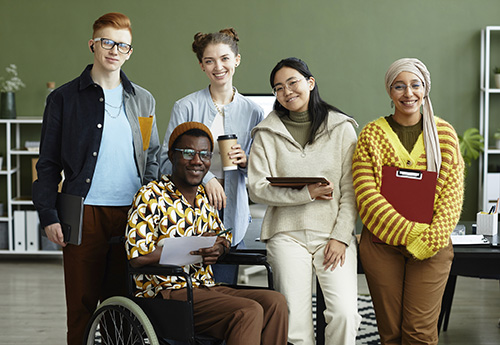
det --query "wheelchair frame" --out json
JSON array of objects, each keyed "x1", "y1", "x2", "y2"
[{"x1": 82, "y1": 251, "x2": 273, "y2": 345}]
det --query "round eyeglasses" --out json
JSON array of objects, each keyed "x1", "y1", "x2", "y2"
[
  {"x1": 93, "y1": 38, "x2": 132, "y2": 54},
  {"x1": 173, "y1": 148, "x2": 213, "y2": 162},
  {"x1": 391, "y1": 81, "x2": 424, "y2": 93},
  {"x1": 272, "y1": 77, "x2": 306, "y2": 96}
]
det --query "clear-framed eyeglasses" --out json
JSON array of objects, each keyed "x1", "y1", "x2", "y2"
[
  {"x1": 173, "y1": 148, "x2": 213, "y2": 162},
  {"x1": 272, "y1": 77, "x2": 306, "y2": 96},
  {"x1": 93, "y1": 38, "x2": 132, "y2": 54},
  {"x1": 390, "y1": 81, "x2": 424, "y2": 93}
]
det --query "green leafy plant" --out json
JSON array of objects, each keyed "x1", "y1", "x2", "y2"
[
  {"x1": 458, "y1": 128, "x2": 484, "y2": 166},
  {"x1": 494, "y1": 128, "x2": 500, "y2": 140}
]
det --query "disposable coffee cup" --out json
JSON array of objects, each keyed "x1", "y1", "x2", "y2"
[{"x1": 218, "y1": 134, "x2": 238, "y2": 171}]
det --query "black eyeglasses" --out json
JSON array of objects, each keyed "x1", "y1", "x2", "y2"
[
  {"x1": 93, "y1": 38, "x2": 132, "y2": 54},
  {"x1": 173, "y1": 148, "x2": 213, "y2": 162}
]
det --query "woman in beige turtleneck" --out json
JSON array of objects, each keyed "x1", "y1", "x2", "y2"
[{"x1": 248, "y1": 57, "x2": 361, "y2": 345}]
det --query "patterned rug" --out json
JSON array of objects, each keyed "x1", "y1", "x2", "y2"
[
  {"x1": 313, "y1": 294, "x2": 380, "y2": 345},
  {"x1": 356, "y1": 295, "x2": 380, "y2": 345}
]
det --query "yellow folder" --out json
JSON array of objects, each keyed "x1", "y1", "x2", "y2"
[{"x1": 138, "y1": 115, "x2": 153, "y2": 151}]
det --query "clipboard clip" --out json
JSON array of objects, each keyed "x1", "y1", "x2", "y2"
[{"x1": 396, "y1": 168, "x2": 423, "y2": 180}]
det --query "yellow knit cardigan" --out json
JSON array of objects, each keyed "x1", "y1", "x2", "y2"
[{"x1": 352, "y1": 117, "x2": 464, "y2": 260}]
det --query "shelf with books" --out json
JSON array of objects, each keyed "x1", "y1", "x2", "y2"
[{"x1": 0, "y1": 117, "x2": 60, "y2": 255}]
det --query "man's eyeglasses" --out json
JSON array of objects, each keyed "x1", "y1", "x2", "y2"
[
  {"x1": 391, "y1": 82, "x2": 424, "y2": 94},
  {"x1": 93, "y1": 38, "x2": 132, "y2": 54},
  {"x1": 174, "y1": 148, "x2": 213, "y2": 162},
  {"x1": 272, "y1": 77, "x2": 306, "y2": 96}
]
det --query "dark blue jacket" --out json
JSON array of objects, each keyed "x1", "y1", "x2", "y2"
[{"x1": 32, "y1": 65, "x2": 159, "y2": 228}]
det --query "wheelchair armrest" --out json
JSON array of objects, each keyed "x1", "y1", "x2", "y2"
[
  {"x1": 218, "y1": 252, "x2": 268, "y2": 265},
  {"x1": 127, "y1": 263, "x2": 195, "y2": 302},
  {"x1": 128, "y1": 263, "x2": 185, "y2": 276},
  {"x1": 218, "y1": 251, "x2": 274, "y2": 289}
]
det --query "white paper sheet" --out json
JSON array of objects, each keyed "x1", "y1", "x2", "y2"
[
  {"x1": 159, "y1": 236, "x2": 217, "y2": 266},
  {"x1": 450, "y1": 235, "x2": 490, "y2": 245}
]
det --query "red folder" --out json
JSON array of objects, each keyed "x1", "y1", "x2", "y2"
[{"x1": 373, "y1": 166, "x2": 437, "y2": 243}]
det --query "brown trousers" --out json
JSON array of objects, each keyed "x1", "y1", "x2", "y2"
[
  {"x1": 63, "y1": 205, "x2": 130, "y2": 345},
  {"x1": 162, "y1": 285, "x2": 289, "y2": 345},
  {"x1": 359, "y1": 227, "x2": 453, "y2": 345}
]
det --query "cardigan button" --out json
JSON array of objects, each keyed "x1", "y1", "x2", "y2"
[
  {"x1": 85, "y1": 178, "x2": 91, "y2": 183},
  {"x1": 406, "y1": 160, "x2": 412, "y2": 166},
  {"x1": 99, "y1": 97, "x2": 104, "y2": 102},
  {"x1": 93, "y1": 152, "x2": 97, "y2": 157},
  {"x1": 97, "y1": 123, "x2": 102, "y2": 129},
  {"x1": 301, "y1": 152, "x2": 306, "y2": 158}
]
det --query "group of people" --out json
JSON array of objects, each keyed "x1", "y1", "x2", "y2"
[{"x1": 32, "y1": 11, "x2": 464, "y2": 345}]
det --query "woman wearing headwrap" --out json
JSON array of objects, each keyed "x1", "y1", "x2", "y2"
[{"x1": 352, "y1": 58, "x2": 464, "y2": 344}]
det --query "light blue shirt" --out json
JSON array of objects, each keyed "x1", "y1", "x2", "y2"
[
  {"x1": 158, "y1": 87, "x2": 265, "y2": 245},
  {"x1": 85, "y1": 84, "x2": 142, "y2": 206}
]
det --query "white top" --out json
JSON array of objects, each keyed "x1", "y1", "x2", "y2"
[{"x1": 210, "y1": 106, "x2": 225, "y2": 178}]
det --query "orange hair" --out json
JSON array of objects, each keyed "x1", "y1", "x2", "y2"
[{"x1": 92, "y1": 12, "x2": 132, "y2": 38}]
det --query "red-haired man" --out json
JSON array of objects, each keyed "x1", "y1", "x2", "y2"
[{"x1": 33, "y1": 12, "x2": 159, "y2": 344}]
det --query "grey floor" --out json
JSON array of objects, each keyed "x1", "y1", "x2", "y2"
[{"x1": 0, "y1": 257, "x2": 499, "y2": 345}]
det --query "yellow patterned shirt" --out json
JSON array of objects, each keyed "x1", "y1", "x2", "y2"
[
  {"x1": 125, "y1": 175, "x2": 231, "y2": 298},
  {"x1": 352, "y1": 116, "x2": 464, "y2": 260}
]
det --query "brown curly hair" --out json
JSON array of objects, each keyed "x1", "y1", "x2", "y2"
[{"x1": 192, "y1": 28, "x2": 239, "y2": 62}]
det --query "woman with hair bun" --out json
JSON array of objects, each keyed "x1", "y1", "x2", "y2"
[{"x1": 158, "y1": 28, "x2": 264, "y2": 284}]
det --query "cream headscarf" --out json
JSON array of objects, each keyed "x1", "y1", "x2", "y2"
[{"x1": 384, "y1": 58, "x2": 441, "y2": 173}]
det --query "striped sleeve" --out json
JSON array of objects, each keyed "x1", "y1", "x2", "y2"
[{"x1": 406, "y1": 120, "x2": 464, "y2": 259}]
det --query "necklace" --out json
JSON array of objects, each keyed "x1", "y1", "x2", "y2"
[
  {"x1": 212, "y1": 88, "x2": 235, "y2": 116},
  {"x1": 213, "y1": 101, "x2": 224, "y2": 117},
  {"x1": 105, "y1": 101, "x2": 123, "y2": 118}
]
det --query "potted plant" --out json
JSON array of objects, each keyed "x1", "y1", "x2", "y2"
[
  {"x1": 494, "y1": 67, "x2": 500, "y2": 89},
  {"x1": 494, "y1": 128, "x2": 500, "y2": 149},
  {"x1": 0, "y1": 64, "x2": 25, "y2": 119},
  {"x1": 458, "y1": 127, "x2": 484, "y2": 167}
]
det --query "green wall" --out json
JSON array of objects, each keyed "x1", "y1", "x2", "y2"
[{"x1": 1, "y1": 0, "x2": 500, "y2": 220}]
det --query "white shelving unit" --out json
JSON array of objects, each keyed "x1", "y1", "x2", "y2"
[
  {"x1": 0, "y1": 117, "x2": 61, "y2": 255},
  {"x1": 479, "y1": 26, "x2": 500, "y2": 212}
]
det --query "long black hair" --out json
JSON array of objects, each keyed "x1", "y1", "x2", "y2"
[{"x1": 269, "y1": 57, "x2": 347, "y2": 145}]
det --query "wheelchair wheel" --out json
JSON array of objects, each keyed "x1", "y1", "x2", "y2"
[{"x1": 83, "y1": 296, "x2": 160, "y2": 345}]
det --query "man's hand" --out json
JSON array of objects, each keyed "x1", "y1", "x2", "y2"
[
  {"x1": 323, "y1": 239, "x2": 346, "y2": 271},
  {"x1": 44, "y1": 223, "x2": 67, "y2": 247},
  {"x1": 205, "y1": 178, "x2": 227, "y2": 210},
  {"x1": 191, "y1": 233, "x2": 229, "y2": 265}
]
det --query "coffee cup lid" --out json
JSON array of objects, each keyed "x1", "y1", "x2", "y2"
[{"x1": 217, "y1": 134, "x2": 237, "y2": 141}]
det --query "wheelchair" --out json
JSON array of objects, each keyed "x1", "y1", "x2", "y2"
[{"x1": 82, "y1": 251, "x2": 274, "y2": 345}]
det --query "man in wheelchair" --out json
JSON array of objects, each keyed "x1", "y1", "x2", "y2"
[{"x1": 125, "y1": 122, "x2": 288, "y2": 345}]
